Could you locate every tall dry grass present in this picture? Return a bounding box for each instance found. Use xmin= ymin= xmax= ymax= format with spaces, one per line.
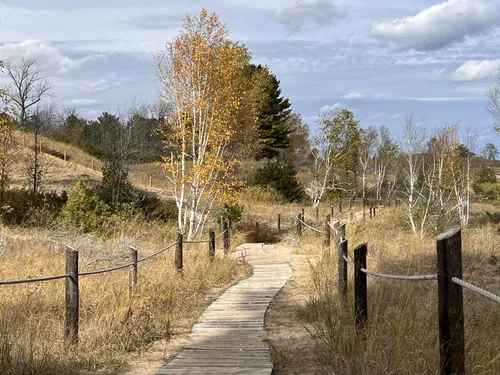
xmin=0 ymin=221 xmax=245 ymax=374
xmin=295 ymin=206 xmax=500 ymax=374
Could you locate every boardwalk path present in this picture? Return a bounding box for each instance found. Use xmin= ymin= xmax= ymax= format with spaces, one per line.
xmin=158 ymin=243 xmax=292 ymax=374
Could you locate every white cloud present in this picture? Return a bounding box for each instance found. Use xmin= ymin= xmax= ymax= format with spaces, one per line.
xmin=320 ymin=102 xmax=343 ymax=113
xmin=0 ymin=40 xmax=98 ymax=74
xmin=81 ymin=73 xmax=123 ymax=92
xmin=63 ymin=98 xmax=101 ymax=108
xmin=371 ymin=0 xmax=500 ymax=51
xmin=450 ymin=59 xmax=500 ymax=82
xmin=365 ymin=112 xmax=384 ymax=121
xmin=430 ymin=68 xmax=445 ymax=81
xmin=275 ymin=0 xmax=346 ymax=32
xmin=342 ymin=92 xmax=366 ymax=99
xmin=389 ymin=113 xmax=402 ymax=119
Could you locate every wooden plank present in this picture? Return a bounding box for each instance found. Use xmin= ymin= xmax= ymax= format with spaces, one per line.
xmin=157 ymin=243 xmax=292 ymax=375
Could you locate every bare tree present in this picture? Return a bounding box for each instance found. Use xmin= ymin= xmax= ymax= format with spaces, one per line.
xmin=358 ymin=126 xmax=378 ymax=199
xmin=4 ymin=58 xmax=52 ymax=126
xmin=374 ymin=126 xmax=399 ymax=199
xmin=489 ymin=72 xmax=500 ymax=129
xmin=25 ymin=104 xmax=56 ymax=193
xmin=400 ymin=115 xmax=428 ymax=236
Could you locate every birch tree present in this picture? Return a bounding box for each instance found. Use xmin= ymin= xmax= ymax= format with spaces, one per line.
xmin=0 ymin=89 xmax=16 ymax=203
xmin=374 ymin=126 xmax=398 ymax=199
xmin=310 ymin=108 xmax=360 ymax=208
xmin=358 ymin=126 xmax=378 ymax=199
xmin=155 ymin=9 xmax=254 ymax=239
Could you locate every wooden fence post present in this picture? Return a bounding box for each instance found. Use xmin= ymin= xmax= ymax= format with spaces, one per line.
xmin=330 ymin=203 xmax=334 ymax=217
xmin=301 ymin=208 xmax=305 ymax=222
xmin=223 ymin=220 xmax=230 ymax=253
xmin=65 ymin=246 xmax=79 ymax=344
xmin=373 ymin=206 xmax=377 ymax=217
xmin=349 ymin=198 xmax=353 ymax=209
xmin=315 ymin=206 xmax=319 ymax=223
xmin=338 ymin=223 xmax=346 ymax=242
xmin=176 ymin=232 xmax=183 ymax=271
xmin=323 ymin=214 xmax=331 ymax=251
xmin=277 ymin=214 xmax=281 ymax=232
xmin=209 ymin=229 xmax=215 ymax=260
xmin=369 ymin=207 xmax=373 ymax=218
xmin=64 ymin=150 xmax=67 ymax=162
xmin=296 ymin=213 xmax=302 ymax=238
xmin=437 ymin=227 xmax=465 ymax=375
xmin=338 ymin=239 xmax=348 ymax=297
xmin=354 ymin=243 xmax=368 ymax=332
xmin=339 ymin=200 xmax=342 ymax=213
xmin=129 ymin=246 xmax=138 ymax=297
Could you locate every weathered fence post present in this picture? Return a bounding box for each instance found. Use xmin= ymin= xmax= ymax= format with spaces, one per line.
xmin=339 ymin=200 xmax=342 ymax=213
xmin=176 ymin=232 xmax=183 ymax=271
xmin=65 ymin=246 xmax=79 ymax=344
xmin=373 ymin=206 xmax=377 ymax=217
xmin=338 ymin=223 xmax=346 ymax=242
xmin=129 ymin=246 xmax=138 ymax=297
xmin=277 ymin=213 xmax=281 ymax=232
xmin=64 ymin=150 xmax=67 ymax=162
xmin=330 ymin=203 xmax=334 ymax=217
xmin=315 ymin=206 xmax=319 ymax=223
xmin=209 ymin=229 xmax=215 ymax=260
xmin=369 ymin=207 xmax=373 ymax=218
xmin=223 ymin=220 xmax=230 ymax=253
xmin=338 ymin=239 xmax=348 ymax=297
xmin=296 ymin=213 xmax=302 ymax=238
xmin=323 ymin=214 xmax=331 ymax=251
xmin=349 ymin=198 xmax=353 ymax=209
xmin=354 ymin=243 xmax=368 ymax=332
xmin=301 ymin=208 xmax=305 ymax=222
xmin=437 ymin=227 xmax=465 ymax=375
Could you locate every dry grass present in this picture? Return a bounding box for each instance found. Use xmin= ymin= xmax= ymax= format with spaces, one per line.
xmin=0 ymin=221 xmax=247 ymax=374
xmin=291 ymin=206 xmax=500 ymax=374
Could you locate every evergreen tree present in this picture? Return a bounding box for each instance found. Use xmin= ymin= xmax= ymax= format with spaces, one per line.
xmin=247 ymin=64 xmax=292 ymax=159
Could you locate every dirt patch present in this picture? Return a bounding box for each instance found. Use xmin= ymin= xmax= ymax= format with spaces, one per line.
xmin=262 ymin=243 xmax=327 ymax=375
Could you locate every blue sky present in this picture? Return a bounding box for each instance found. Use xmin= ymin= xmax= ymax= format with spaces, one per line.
xmin=1 ymin=0 xmax=500 ymax=149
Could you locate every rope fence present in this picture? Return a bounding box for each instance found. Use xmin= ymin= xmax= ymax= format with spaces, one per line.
xmin=0 ymin=224 xmax=231 ymax=345
xmin=0 ymin=273 xmax=70 ymax=285
xmin=451 ymin=277 xmax=500 ymax=304
xmin=335 ymin=226 xmax=499 ymax=375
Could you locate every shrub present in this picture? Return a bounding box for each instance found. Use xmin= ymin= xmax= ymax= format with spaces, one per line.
xmin=242 ymin=186 xmax=284 ymax=204
xmin=252 ymin=160 xmax=305 ymax=202
xmin=61 ymin=180 xmax=110 ymax=232
xmin=0 ymin=189 xmax=66 ymax=227
xmin=218 ymin=204 xmax=244 ymax=224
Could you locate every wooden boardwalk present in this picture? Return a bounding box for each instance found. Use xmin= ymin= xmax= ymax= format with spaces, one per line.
xmin=158 ymin=243 xmax=292 ymax=374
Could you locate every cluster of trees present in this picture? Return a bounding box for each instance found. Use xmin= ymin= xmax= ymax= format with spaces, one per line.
xmin=2 ymin=9 xmax=500 ymax=239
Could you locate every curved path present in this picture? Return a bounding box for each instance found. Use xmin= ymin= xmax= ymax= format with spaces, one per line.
xmin=158 ymin=243 xmax=292 ymax=374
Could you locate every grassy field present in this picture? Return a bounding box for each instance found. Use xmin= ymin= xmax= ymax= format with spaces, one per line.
xmin=0 ymin=220 xmax=248 ymax=375
xmin=269 ymin=203 xmax=500 ymax=374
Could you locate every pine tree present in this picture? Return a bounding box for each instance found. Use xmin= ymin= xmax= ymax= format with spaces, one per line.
xmin=247 ymin=65 xmax=292 ymax=159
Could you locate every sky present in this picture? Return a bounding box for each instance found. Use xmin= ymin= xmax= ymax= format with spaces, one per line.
xmin=1 ymin=0 xmax=500 ymax=149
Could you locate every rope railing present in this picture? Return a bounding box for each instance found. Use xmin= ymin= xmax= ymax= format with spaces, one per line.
xmin=137 ymin=242 xmax=179 ymax=263
xmin=342 ymin=255 xmax=437 ymax=280
xmin=0 ymin=273 xmax=70 ymax=285
xmin=451 ymin=277 xmax=500 ymax=304
xmin=184 ymin=239 xmax=210 ymax=244
xmin=298 ymin=219 xmax=324 ymax=234
xmin=80 ymin=262 xmax=135 ymax=276
xmin=214 ymin=230 xmax=227 ymax=240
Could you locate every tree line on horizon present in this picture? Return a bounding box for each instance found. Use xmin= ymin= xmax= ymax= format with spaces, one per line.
xmin=1 ymin=9 xmax=500 ymax=238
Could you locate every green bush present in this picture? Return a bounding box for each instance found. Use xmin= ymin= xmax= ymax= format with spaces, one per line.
xmin=473 ymin=166 xmax=497 ymax=194
xmin=0 ymin=189 xmax=66 ymax=227
xmin=252 ymin=160 xmax=305 ymax=202
xmin=218 ymin=204 xmax=244 ymax=224
xmin=242 ymin=186 xmax=284 ymax=204
xmin=61 ymin=180 xmax=110 ymax=232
